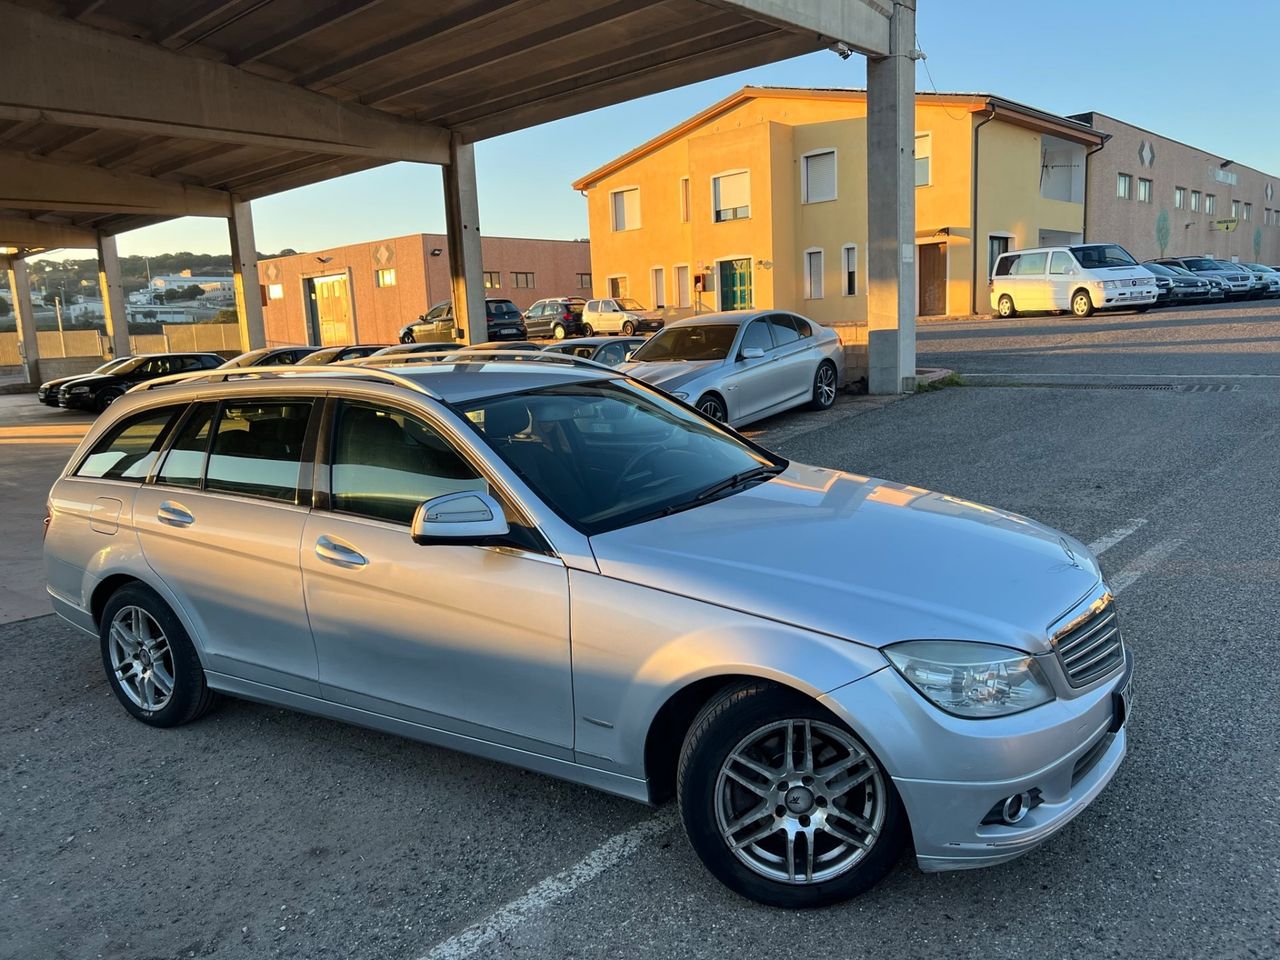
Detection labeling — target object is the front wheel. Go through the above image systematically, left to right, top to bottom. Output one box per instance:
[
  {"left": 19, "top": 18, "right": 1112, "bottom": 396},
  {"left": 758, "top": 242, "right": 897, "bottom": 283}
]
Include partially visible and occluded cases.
[
  {"left": 1071, "top": 290, "right": 1095, "bottom": 318},
  {"left": 996, "top": 294, "right": 1017, "bottom": 319},
  {"left": 581, "top": 322, "right": 594, "bottom": 337},
  {"left": 808, "top": 361, "right": 838, "bottom": 410},
  {"left": 96, "top": 387, "right": 125, "bottom": 412},
  {"left": 695, "top": 393, "right": 727, "bottom": 423},
  {"left": 677, "top": 683, "right": 906, "bottom": 907}
]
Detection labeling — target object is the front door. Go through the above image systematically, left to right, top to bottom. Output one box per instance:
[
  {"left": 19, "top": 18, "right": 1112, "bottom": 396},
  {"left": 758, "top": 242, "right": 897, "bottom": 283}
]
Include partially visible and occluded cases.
[
  {"left": 917, "top": 243, "right": 947, "bottom": 316},
  {"left": 718, "top": 258, "right": 753, "bottom": 311},
  {"left": 308, "top": 274, "right": 354, "bottom": 345},
  {"left": 723, "top": 317, "right": 790, "bottom": 422},
  {"left": 300, "top": 399, "right": 575, "bottom": 753}
]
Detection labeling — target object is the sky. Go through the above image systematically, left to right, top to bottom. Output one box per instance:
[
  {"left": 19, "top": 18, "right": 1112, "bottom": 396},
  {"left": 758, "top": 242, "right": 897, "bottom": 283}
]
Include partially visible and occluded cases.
[{"left": 109, "top": 0, "right": 1280, "bottom": 259}]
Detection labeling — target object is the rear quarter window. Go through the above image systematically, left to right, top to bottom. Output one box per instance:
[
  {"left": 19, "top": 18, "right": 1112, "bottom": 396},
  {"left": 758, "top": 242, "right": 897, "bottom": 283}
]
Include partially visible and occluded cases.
[
  {"left": 994, "top": 254, "right": 1017, "bottom": 277},
  {"left": 75, "top": 406, "right": 184, "bottom": 482}
]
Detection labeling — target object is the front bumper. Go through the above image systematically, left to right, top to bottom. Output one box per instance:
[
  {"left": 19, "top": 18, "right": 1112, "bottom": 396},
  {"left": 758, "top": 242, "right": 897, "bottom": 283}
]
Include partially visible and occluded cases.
[
  {"left": 58, "top": 391, "right": 95, "bottom": 409},
  {"left": 822, "top": 647, "right": 1131, "bottom": 873}
]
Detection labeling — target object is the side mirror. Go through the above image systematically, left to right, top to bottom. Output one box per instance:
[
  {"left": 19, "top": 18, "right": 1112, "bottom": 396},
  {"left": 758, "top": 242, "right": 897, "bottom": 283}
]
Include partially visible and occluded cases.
[
  {"left": 741, "top": 346, "right": 765, "bottom": 360},
  {"left": 411, "top": 491, "right": 510, "bottom": 545}
]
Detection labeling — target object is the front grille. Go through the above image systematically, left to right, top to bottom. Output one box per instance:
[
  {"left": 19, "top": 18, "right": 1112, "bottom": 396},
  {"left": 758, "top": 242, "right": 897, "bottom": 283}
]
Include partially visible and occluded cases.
[
  {"left": 1052, "top": 594, "right": 1124, "bottom": 688},
  {"left": 1072, "top": 733, "right": 1114, "bottom": 785}
]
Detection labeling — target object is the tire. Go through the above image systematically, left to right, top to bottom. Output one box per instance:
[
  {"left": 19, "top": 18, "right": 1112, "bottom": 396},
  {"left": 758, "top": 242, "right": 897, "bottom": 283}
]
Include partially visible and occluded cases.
[
  {"left": 1071, "top": 289, "right": 1095, "bottom": 318},
  {"left": 996, "top": 294, "right": 1017, "bottom": 319},
  {"left": 1135, "top": 305, "right": 1151, "bottom": 314},
  {"left": 622, "top": 320, "right": 636, "bottom": 336},
  {"left": 581, "top": 322, "right": 594, "bottom": 337},
  {"left": 552, "top": 323, "right": 566, "bottom": 340},
  {"left": 808, "top": 361, "right": 838, "bottom": 411},
  {"left": 96, "top": 387, "right": 125, "bottom": 412},
  {"left": 696, "top": 393, "right": 727, "bottom": 423},
  {"left": 99, "top": 583, "right": 219, "bottom": 728},
  {"left": 677, "top": 682, "right": 906, "bottom": 908}
]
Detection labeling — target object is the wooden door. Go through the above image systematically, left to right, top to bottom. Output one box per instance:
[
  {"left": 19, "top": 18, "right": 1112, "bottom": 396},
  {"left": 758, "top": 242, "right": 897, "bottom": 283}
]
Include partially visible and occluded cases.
[
  {"left": 918, "top": 243, "right": 946, "bottom": 317},
  {"left": 312, "top": 275, "right": 353, "bottom": 345}
]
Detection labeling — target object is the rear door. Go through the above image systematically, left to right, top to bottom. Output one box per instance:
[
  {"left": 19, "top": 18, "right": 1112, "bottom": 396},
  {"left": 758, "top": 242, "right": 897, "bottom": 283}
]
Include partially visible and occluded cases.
[
  {"left": 1013, "top": 251, "right": 1049, "bottom": 309},
  {"left": 766, "top": 313, "right": 818, "bottom": 405}
]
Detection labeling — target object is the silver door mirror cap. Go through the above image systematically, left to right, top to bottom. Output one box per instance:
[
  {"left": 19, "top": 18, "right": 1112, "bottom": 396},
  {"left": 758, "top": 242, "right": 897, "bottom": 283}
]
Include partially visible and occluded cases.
[
  {"left": 741, "top": 346, "right": 766, "bottom": 360},
  {"left": 411, "top": 491, "right": 510, "bottom": 544}
]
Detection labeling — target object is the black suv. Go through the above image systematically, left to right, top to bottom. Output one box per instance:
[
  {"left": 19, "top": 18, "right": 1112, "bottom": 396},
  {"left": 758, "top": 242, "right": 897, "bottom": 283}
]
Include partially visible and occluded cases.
[
  {"left": 399, "top": 298, "right": 527, "bottom": 343},
  {"left": 523, "top": 298, "right": 586, "bottom": 340},
  {"left": 58, "top": 353, "right": 223, "bottom": 412}
]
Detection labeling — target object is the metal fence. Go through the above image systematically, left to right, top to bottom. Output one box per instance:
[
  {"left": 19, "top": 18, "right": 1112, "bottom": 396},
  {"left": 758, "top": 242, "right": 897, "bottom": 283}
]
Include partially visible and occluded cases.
[{"left": 0, "top": 324, "right": 243, "bottom": 363}]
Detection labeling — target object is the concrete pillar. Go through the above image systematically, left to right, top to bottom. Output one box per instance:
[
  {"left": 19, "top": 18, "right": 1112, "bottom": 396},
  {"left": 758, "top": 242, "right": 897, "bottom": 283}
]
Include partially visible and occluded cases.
[
  {"left": 865, "top": 0, "right": 917, "bottom": 394},
  {"left": 443, "top": 133, "right": 485, "bottom": 346},
  {"left": 229, "top": 197, "right": 266, "bottom": 351},
  {"left": 97, "top": 234, "right": 131, "bottom": 360},
  {"left": 4, "top": 256, "right": 40, "bottom": 384}
]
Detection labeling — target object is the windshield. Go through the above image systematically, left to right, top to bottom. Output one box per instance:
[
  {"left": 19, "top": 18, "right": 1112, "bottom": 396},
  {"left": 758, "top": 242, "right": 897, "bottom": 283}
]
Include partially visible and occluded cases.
[
  {"left": 1069, "top": 244, "right": 1138, "bottom": 268},
  {"left": 1181, "top": 258, "right": 1219, "bottom": 271},
  {"left": 1214, "top": 261, "right": 1244, "bottom": 271},
  {"left": 1142, "top": 263, "right": 1173, "bottom": 277},
  {"left": 1167, "top": 265, "right": 1197, "bottom": 278},
  {"left": 614, "top": 298, "right": 647, "bottom": 312},
  {"left": 629, "top": 324, "right": 738, "bottom": 362},
  {"left": 221, "top": 349, "right": 269, "bottom": 368},
  {"left": 94, "top": 357, "right": 133, "bottom": 374},
  {"left": 106, "top": 357, "right": 150, "bottom": 375},
  {"left": 462, "top": 380, "right": 780, "bottom": 535}
]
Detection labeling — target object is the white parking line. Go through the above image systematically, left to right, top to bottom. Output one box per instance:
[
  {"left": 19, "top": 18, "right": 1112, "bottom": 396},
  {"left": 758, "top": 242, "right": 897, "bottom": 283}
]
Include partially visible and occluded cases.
[
  {"left": 1088, "top": 519, "right": 1147, "bottom": 556},
  {"left": 1110, "top": 537, "right": 1186, "bottom": 596},
  {"left": 417, "top": 810, "right": 679, "bottom": 960}
]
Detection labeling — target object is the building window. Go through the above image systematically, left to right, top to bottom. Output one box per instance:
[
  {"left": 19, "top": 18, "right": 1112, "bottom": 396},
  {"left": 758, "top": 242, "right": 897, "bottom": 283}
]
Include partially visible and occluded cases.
[
  {"left": 915, "top": 133, "right": 932, "bottom": 187},
  {"left": 802, "top": 150, "right": 837, "bottom": 203},
  {"left": 712, "top": 171, "right": 750, "bottom": 222},
  {"left": 1116, "top": 173, "right": 1132, "bottom": 199},
  {"left": 679, "top": 177, "right": 690, "bottom": 223},
  {"left": 1139, "top": 179, "right": 1153, "bottom": 203},
  {"left": 1174, "top": 186, "right": 1185, "bottom": 208},
  {"left": 610, "top": 187, "right": 640, "bottom": 231},
  {"left": 1191, "top": 190, "right": 1201, "bottom": 212},
  {"left": 1206, "top": 194, "right": 1217, "bottom": 215},
  {"left": 1231, "top": 200, "right": 1240, "bottom": 219},
  {"left": 1243, "top": 202, "right": 1251, "bottom": 221},
  {"left": 988, "top": 235, "right": 1012, "bottom": 277},
  {"left": 841, "top": 244, "right": 858, "bottom": 296},
  {"left": 803, "top": 248, "right": 824, "bottom": 299},
  {"left": 675, "top": 264, "right": 691, "bottom": 308},
  {"left": 651, "top": 267, "right": 665, "bottom": 308},
  {"left": 375, "top": 268, "right": 396, "bottom": 287},
  {"left": 483, "top": 271, "right": 500, "bottom": 289},
  {"left": 512, "top": 272, "right": 535, "bottom": 289},
  {"left": 576, "top": 273, "right": 591, "bottom": 289},
  {"left": 267, "top": 283, "right": 284, "bottom": 300}
]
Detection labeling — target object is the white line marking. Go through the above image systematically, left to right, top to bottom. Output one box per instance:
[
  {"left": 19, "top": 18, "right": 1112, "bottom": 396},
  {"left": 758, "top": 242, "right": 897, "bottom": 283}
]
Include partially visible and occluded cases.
[
  {"left": 960, "top": 372, "right": 1280, "bottom": 380},
  {"left": 1088, "top": 519, "right": 1147, "bottom": 556},
  {"left": 1110, "top": 537, "right": 1186, "bottom": 596},
  {"left": 417, "top": 811, "right": 678, "bottom": 960}
]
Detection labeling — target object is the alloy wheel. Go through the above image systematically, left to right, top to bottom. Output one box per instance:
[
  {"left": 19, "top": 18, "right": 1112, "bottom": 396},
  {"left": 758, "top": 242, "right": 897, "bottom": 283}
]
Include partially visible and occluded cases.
[
  {"left": 816, "top": 364, "right": 837, "bottom": 406},
  {"left": 698, "top": 396, "right": 727, "bottom": 422},
  {"left": 107, "top": 605, "right": 176, "bottom": 711},
  {"left": 714, "top": 719, "right": 885, "bottom": 885}
]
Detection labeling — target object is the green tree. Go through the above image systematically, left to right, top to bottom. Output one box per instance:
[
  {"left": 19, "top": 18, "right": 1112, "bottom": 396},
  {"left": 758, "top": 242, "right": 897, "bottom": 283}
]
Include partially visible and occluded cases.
[{"left": 1155, "top": 208, "right": 1171, "bottom": 256}]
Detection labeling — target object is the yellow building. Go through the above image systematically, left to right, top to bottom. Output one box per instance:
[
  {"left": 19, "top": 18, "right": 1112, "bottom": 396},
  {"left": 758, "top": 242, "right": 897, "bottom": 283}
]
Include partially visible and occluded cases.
[{"left": 573, "top": 87, "right": 1104, "bottom": 325}]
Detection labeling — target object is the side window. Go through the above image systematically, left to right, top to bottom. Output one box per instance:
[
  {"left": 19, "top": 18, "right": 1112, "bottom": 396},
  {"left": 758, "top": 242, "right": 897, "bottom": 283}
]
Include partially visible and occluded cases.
[
  {"left": 1049, "top": 251, "right": 1075, "bottom": 275},
  {"left": 1013, "top": 252, "right": 1048, "bottom": 276},
  {"left": 994, "top": 254, "right": 1018, "bottom": 277},
  {"left": 586, "top": 300, "right": 598, "bottom": 312},
  {"left": 768, "top": 314, "right": 802, "bottom": 347},
  {"left": 740, "top": 319, "right": 774, "bottom": 354},
  {"left": 595, "top": 342, "right": 626, "bottom": 365},
  {"left": 206, "top": 400, "right": 313, "bottom": 502},
  {"left": 330, "top": 401, "right": 486, "bottom": 525},
  {"left": 155, "top": 403, "right": 216, "bottom": 488},
  {"left": 75, "top": 406, "right": 183, "bottom": 482}
]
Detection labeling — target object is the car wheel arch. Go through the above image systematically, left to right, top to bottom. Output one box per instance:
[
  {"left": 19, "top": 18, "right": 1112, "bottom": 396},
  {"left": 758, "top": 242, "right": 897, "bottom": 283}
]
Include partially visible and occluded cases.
[{"left": 88, "top": 569, "right": 212, "bottom": 666}]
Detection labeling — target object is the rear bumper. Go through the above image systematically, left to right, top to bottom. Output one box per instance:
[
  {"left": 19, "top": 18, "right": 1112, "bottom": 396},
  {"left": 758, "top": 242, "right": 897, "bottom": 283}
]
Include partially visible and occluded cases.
[
  {"left": 636, "top": 318, "right": 665, "bottom": 333},
  {"left": 486, "top": 326, "right": 528, "bottom": 342}
]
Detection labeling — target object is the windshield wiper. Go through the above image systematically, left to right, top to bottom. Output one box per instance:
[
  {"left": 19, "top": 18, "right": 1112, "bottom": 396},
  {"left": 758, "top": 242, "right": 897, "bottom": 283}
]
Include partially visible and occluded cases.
[{"left": 694, "top": 464, "right": 785, "bottom": 502}]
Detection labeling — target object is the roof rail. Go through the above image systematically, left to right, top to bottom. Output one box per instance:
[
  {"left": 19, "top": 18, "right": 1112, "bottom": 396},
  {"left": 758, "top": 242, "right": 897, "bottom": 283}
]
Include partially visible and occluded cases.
[
  {"left": 412, "top": 349, "right": 614, "bottom": 370},
  {"left": 129, "top": 364, "right": 442, "bottom": 398}
]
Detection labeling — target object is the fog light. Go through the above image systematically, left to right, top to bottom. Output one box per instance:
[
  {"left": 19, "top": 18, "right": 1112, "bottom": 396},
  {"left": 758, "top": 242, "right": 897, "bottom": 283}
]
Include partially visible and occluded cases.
[{"left": 1001, "top": 792, "right": 1032, "bottom": 824}]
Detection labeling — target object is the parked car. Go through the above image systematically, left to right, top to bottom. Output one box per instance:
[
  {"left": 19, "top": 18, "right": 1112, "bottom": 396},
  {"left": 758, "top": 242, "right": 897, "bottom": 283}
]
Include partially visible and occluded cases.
[
  {"left": 990, "top": 244, "right": 1157, "bottom": 318},
  {"left": 1153, "top": 257, "right": 1253, "bottom": 300},
  {"left": 1139, "top": 262, "right": 1213, "bottom": 304},
  {"left": 1149, "top": 262, "right": 1225, "bottom": 301},
  {"left": 1239, "top": 263, "right": 1280, "bottom": 298},
  {"left": 582, "top": 297, "right": 664, "bottom": 336},
  {"left": 399, "top": 298, "right": 527, "bottom": 344},
  {"left": 523, "top": 298, "right": 587, "bottom": 340},
  {"left": 620, "top": 311, "right": 842, "bottom": 425},
  {"left": 543, "top": 336, "right": 646, "bottom": 367},
  {"left": 452, "top": 341, "right": 542, "bottom": 353},
  {"left": 369, "top": 343, "right": 459, "bottom": 357},
  {"left": 298, "top": 344, "right": 389, "bottom": 364},
  {"left": 219, "top": 346, "right": 315, "bottom": 369},
  {"left": 57, "top": 353, "right": 222, "bottom": 411},
  {"left": 37, "top": 355, "right": 134, "bottom": 406},
  {"left": 45, "top": 357, "right": 1130, "bottom": 908}
]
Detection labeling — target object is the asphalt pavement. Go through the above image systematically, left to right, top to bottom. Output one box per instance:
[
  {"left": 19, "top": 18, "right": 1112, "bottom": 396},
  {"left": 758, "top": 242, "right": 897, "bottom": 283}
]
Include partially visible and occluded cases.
[{"left": 2, "top": 304, "right": 1278, "bottom": 959}]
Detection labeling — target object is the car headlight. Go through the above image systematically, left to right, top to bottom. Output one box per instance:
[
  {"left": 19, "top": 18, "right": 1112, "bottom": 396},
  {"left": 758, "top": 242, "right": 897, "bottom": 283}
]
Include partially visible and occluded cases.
[
  {"left": 1101, "top": 280, "right": 1118, "bottom": 289},
  {"left": 69, "top": 385, "right": 90, "bottom": 393},
  {"left": 670, "top": 391, "right": 689, "bottom": 400},
  {"left": 884, "top": 640, "right": 1055, "bottom": 718}
]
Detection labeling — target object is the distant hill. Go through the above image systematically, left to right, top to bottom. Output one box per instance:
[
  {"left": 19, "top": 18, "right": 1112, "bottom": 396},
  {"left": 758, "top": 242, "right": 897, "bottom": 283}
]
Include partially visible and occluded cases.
[{"left": 0, "top": 249, "right": 300, "bottom": 297}]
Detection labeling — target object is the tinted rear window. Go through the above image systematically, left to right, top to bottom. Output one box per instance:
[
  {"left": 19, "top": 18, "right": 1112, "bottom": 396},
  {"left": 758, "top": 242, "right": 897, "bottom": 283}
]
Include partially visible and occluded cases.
[{"left": 76, "top": 406, "right": 183, "bottom": 482}]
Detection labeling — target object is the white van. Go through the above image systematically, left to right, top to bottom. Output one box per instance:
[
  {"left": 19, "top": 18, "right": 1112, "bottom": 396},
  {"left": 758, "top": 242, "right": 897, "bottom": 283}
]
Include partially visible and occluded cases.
[{"left": 990, "top": 243, "right": 1158, "bottom": 318}]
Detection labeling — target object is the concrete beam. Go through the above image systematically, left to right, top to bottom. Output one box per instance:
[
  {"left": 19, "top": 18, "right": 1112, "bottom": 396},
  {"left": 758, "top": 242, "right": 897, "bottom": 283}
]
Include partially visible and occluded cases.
[
  {"left": 231, "top": 0, "right": 386, "bottom": 66},
  {"left": 709, "top": 0, "right": 892, "bottom": 57},
  {"left": 864, "top": 0, "right": 916, "bottom": 394},
  {"left": 0, "top": 1, "right": 450, "bottom": 164},
  {"left": 442, "top": 138, "right": 485, "bottom": 347},
  {"left": 0, "top": 149, "right": 233, "bottom": 218},
  {"left": 228, "top": 199, "right": 266, "bottom": 351},
  {"left": 0, "top": 216, "right": 98, "bottom": 250},
  {"left": 96, "top": 234, "right": 130, "bottom": 360},
  {"left": 3, "top": 256, "right": 39, "bottom": 383}
]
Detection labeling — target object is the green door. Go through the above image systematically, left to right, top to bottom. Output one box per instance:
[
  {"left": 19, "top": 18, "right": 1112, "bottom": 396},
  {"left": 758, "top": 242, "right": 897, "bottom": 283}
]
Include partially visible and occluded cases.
[{"left": 718, "top": 258, "right": 753, "bottom": 310}]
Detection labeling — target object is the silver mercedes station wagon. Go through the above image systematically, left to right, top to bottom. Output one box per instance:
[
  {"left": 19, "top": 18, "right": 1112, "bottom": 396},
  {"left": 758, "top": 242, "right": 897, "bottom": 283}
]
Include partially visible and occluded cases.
[{"left": 43, "top": 355, "right": 1131, "bottom": 907}]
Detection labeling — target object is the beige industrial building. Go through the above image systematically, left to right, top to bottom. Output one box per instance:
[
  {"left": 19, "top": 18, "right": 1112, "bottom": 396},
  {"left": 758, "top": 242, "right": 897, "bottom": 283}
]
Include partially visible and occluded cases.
[
  {"left": 1072, "top": 112, "right": 1280, "bottom": 264},
  {"left": 257, "top": 234, "right": 590, "bottom": 347}
]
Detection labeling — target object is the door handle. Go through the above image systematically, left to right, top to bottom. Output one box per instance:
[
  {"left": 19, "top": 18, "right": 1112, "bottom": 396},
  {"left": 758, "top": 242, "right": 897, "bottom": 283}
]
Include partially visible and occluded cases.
[
  {"left": 157, "top": 501, "right": 194, "bottom": 527},
  {"left": 315, "top": 535, "right": 367, "bottom": 568}
]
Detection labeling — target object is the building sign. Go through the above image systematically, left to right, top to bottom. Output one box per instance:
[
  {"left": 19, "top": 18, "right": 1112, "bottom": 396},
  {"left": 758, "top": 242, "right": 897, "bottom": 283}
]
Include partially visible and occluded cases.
[{"left": 1213, "top": 218, "right": 1239, "bottom": 232}]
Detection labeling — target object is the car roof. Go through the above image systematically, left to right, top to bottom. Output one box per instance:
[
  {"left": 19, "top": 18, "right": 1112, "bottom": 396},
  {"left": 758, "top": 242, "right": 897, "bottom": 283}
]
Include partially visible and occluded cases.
[
  {"left": 664, "top": 310, "right": 772, "bottom": 327},
  {"left": 554, "top": 336, "right": 642, "bottom": 346},
  {"left": 383, "top": 361, "right": 616, "bottom": 403}
]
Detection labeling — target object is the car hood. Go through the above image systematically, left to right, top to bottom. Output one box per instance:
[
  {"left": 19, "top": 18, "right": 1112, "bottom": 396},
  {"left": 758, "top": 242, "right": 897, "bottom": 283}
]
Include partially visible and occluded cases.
[
  {"left": 1099, "top": 266, "right": 1158, "bottom": 282},
  {"left": 617, "top": 359, "right": 721, "bottom": 392},
  {"left": 42, "top": 372, "right": 105, "bottom": 390},
  {"left": 60, "top": 373, "right": 123, "bottom": 390},
  {"left": 589, "top": 463, "right": 1101, "bottom": 653}
]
